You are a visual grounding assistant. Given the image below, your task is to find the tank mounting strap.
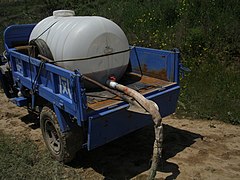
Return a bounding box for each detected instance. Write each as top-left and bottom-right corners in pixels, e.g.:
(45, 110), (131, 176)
(46, 48), (132, 64)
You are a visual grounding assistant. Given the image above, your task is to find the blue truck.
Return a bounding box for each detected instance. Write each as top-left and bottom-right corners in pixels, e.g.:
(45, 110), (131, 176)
(0, 24), (183, 164)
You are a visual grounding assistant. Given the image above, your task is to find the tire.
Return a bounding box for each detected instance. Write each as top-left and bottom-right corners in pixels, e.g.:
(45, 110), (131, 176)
(40, 106), (83, 163)
(29, 39), (54, 60)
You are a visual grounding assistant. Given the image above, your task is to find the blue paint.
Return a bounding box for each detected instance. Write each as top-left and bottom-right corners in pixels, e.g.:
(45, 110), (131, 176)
(130, 46), (178, 82)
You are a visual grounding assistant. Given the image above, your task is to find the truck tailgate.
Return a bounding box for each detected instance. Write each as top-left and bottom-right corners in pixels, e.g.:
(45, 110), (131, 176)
(86, 72), (179, 150)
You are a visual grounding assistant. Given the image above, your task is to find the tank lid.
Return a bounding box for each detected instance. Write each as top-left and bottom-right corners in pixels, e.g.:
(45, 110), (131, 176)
(53, 10), (75, 17)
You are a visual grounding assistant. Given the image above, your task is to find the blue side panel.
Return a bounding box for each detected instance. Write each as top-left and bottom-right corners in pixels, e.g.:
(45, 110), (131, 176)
(4, 24), (35, 50)
(88, 109), (152, 150)
(9, 51), (87, 126)
(130, 46), (176, 82)
(87, 86), (180, 150)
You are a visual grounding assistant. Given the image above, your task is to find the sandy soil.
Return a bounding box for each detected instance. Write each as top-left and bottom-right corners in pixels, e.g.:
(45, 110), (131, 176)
(0, 91), (240, 180)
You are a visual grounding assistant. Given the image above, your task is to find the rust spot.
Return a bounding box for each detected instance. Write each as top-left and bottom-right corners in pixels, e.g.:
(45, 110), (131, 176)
(137, 64), (168, 81)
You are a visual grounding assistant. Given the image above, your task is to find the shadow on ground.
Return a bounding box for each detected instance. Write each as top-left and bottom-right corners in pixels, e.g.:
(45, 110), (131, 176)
(21, 113), (40, 129)
(69, 124), (203, 179)
(19, 113), (202, 179)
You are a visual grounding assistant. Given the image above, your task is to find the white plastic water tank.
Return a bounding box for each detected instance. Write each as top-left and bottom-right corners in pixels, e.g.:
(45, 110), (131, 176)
(29, 10), (129, 88)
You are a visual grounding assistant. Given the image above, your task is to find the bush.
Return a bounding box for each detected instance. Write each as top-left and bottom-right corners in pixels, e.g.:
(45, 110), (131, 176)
(1, 0), (239, 123)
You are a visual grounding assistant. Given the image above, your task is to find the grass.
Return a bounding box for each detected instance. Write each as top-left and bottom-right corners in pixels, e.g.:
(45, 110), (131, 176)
(0, 0), (239, 124)
(177, 61), (240, 124)
(0, 131), (81, 179)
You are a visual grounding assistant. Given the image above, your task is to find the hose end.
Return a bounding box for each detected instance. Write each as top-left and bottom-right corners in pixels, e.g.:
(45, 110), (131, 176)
(106, 80), (118, 89)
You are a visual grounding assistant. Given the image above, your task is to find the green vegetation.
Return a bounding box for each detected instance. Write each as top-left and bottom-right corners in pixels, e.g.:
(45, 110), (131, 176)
(0, 0), (45, 52)
(0, 0), (239, 123)
(0, 132), (81, 179)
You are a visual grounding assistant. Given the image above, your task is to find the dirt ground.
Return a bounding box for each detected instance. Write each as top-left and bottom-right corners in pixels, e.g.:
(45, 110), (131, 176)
(0, 91), (240, 180)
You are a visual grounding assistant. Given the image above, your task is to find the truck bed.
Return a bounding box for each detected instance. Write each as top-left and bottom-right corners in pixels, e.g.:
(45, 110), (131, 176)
(87, 72), (176, 111)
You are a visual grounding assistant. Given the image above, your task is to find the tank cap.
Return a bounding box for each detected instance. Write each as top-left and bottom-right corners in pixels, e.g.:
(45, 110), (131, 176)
(53, 10), (75, 17)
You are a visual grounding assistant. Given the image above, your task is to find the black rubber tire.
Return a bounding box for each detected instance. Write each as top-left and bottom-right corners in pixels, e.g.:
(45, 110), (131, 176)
(30, 39), (54, 60)
(40, 106), (83, 163)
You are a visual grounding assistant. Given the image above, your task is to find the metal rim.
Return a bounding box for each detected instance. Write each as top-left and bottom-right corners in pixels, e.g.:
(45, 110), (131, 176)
(44, 118), (61, 154)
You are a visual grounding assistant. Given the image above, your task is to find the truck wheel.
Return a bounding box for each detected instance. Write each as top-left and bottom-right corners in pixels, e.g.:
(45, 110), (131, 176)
(40, 106), (82, 163)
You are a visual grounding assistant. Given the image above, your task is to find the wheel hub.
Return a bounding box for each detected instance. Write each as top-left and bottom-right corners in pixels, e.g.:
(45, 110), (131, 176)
(45, 120), (61, 154)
